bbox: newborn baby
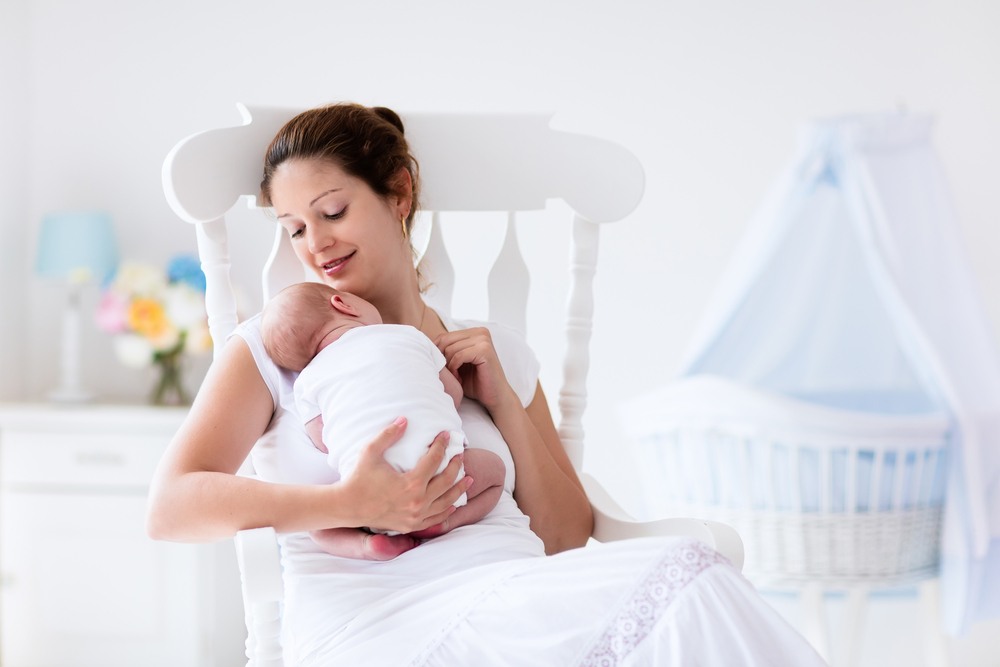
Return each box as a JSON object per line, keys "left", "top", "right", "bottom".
{"left": 260, "top": 282, "right": 504, "bottom": 560}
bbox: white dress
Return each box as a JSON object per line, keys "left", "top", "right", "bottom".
{"left": 232, "top": 314, "right": 824, "bottom": 667}
{"left": 294, "top": 324, "right": 467, "bottom": 507}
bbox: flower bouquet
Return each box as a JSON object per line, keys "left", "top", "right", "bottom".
{"left": 96, "top": 255, "right": 212, "bottom": 405}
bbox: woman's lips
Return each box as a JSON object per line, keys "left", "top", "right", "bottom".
{"left": 322, "top": 251, "right": 354, "bottom": 276}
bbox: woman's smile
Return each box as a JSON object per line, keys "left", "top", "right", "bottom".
{"left": 322, "top": 251, "right": 355, "bottom": 276}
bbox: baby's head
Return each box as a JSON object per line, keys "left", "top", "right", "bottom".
{"left": 261, "top": 282, "right": 381, "bottom": 371}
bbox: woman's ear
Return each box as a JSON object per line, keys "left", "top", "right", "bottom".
{"left": 394, "top": 167, "right": 413, "bottom": 221}
{"left": 330, "top": 295, "right": 359, "bottom": 317}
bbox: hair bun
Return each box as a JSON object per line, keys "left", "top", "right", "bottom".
{"left": 372, "top": 106, "right": 405, "bottom": 135}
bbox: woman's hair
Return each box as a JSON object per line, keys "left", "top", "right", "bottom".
{"left": 259, "top": 103, "right": 420, "bottom": 234}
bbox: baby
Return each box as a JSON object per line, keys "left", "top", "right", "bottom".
{"left": 260, "top": 282, "right": 505, "bottom": 561}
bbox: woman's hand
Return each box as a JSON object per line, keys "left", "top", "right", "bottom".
{"left": 435, "top": 327, "right": 517, "bottom": 412}
{"left": 339, "top": 417, "right": 471, "bottom": 534}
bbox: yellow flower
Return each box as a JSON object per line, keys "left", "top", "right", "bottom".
{"left": 127, "top": 298, "right": 169, "bottom": 339}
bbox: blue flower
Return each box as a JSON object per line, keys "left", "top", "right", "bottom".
{"left": 167, "top": 254, "right": 206, "bottom": 293}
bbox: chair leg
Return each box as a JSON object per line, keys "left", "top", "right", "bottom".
{"left": 839, "top": 587, "right": 868, "bottom": 667}
{"left": 800, "top": 583, "right": 831, "bottom": 664}
{"left": 919, "top": 579, "right": 950, "bottom": 667}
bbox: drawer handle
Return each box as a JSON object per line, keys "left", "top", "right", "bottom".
{"left": 74, "top": 452, "right": 126, "bottom": 467}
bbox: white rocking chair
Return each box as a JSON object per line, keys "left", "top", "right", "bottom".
{"left": 162, "top": 104, "right": 745, "bottom": 667}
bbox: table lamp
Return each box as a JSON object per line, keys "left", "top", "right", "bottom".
{"left": 35, "top": 211, "right": 119, "bottom": 402}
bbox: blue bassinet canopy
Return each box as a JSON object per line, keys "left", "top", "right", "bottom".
{"left": 677, "top": 114, "right": 1000, "bottom": 634}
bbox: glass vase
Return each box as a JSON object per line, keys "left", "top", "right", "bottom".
{"left": 150, "top": 336, "right": 190, "bottom": 406}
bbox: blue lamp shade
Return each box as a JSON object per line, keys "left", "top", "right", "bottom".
{"left": 35, "top": 211, "right": 120, "bottom": 283}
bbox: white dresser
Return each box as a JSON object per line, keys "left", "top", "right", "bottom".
{"left": 0, "top": 404, "right": 246, "bottom": 667}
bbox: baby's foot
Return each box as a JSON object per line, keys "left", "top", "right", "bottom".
{"left": 408, "top": 518, "right": 451, "bottom": 540}
{"left": 363, "top": 533, "right": 418, "bottom": 561}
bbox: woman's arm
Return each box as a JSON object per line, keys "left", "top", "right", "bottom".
{"left": 436, "top": 328, "right": 593, "bottom": 554}
{"left": 146, "top": 336, "right": 467, "bottom": 542}
{"left": 492, "top": 382, "right": 593, "bottom": 554}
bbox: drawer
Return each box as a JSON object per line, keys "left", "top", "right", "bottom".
{"left": 1, "top": 432, "right": 170, "bottom": 489}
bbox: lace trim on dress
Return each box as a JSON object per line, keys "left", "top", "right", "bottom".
{"left": 577, "top": 540, "right": 731, "bottom": 667}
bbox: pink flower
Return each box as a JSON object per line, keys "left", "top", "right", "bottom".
{"left": 95, "top": 290, "right": 129, "bottom": 334}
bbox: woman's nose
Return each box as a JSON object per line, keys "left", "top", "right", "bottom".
{"left": 306, "top": 224, "right": 333, "bottom": 254}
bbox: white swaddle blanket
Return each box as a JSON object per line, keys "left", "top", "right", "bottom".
{"left": 294, "top": 324, "right": 467, "bottom": 510}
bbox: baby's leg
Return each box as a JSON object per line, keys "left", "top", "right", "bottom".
{"left": 309, "top": 528, "right": 417, "bottom": 561}
{"left": 409, "top": 448, "right": 505, "bottom": 539}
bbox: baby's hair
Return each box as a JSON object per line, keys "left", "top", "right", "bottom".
{"left": 261, "top": 282, "right": 340, "bottom": 372}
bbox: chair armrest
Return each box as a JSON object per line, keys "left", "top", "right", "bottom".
{"left": 235, "top": 527, "right": 283, "bottom": 602}
{"left": 234, "top": 527, "right": 284, "bottom": 667}
{"left": 580, "top": 473, "right": 745, "bottom": 572}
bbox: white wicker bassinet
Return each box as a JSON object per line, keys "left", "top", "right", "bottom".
{"left": 622, "top": 375, "right": 950, "bottom": 588}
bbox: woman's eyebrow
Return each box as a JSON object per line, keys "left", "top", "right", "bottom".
{"left": 310, "top": 188, "right": 342, "bottom": 207}
{"left": 276, "top": 188, "right": 343, "bottom": 219}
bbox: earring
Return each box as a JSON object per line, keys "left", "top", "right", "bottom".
{"left": 400, "top": 215, "right": 408, "bottom": 238}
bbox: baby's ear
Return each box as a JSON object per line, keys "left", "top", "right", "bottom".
{"left": 330, "top": 294, "right": 359, "bottom": 317}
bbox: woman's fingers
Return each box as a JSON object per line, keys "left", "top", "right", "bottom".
{"left": 349, "top": 417, "right": 482, "bottom": 533}
{"left": 429, "top": 476, "right": 473, "bottom": 516}
{"left": 409, "top": 431, "right": 450, "bottom": 481}
{"left": 415, "top": 506, "right": 457, "bottom": 532}
{"left": 424, "top": 448, "right": 464, "bottom": 496}
{"left": 434, "top": 327, "right": 490, "bottom": 349}
{"left": 357, "top": 416, "right": 408, "bottom": 462}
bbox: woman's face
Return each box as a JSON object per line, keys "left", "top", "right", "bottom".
{"left": 269, "top": 158, "right": 412, "bottom": 302}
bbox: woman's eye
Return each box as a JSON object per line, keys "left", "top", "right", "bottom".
{"left": 325, "top": 207, "right": 347, "bottom": 221}
{"left": 289, "top": 226, "right": 304, "bottom": 239}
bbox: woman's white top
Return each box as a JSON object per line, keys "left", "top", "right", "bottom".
{"left": 231, "top": 313, "right": 824, "bottom": 667}
{"left": 295, "top": 324, "right": 467, "bottom": 489}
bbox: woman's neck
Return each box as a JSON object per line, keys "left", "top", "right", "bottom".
{"left": 367, "top": 272, "right": 423, "bottom": 327}
{"left": 362, "top": 261, "right": 445, "bottom": 337}
{"left": 370, "top": 287, "right": 446, "bottom": 340}
{"left": 375, "top": 295, "right": 423, "bottom": 328}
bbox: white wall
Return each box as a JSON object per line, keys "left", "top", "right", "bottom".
{"left": 5, "top": 0, "right": 1000, "bottom": 660}
{"left": 15, "top": 0, "right": 1000, "bottom": 504}
{"left": 0, "top": 0, "right": 30, "bottom": 400}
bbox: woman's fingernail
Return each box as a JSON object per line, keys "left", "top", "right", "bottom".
{"left": 466, "top": 477, "right": 474, "bottom": 488}
{"left": 393, "top": 416, "right": 406, "bottom": 426}
{"left": 441, "top": 432, "right": 450, "bottom": 442}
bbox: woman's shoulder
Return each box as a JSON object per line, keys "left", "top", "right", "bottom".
{"left": 229, "top": 314, "right": 292, "bottom": 409}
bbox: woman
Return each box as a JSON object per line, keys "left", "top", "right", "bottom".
{"left": 147, "top": 103, "right": 823, "bottom": 666}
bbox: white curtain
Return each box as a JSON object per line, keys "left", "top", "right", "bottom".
{"left": 679, "top": 114, "right": 1000, "bottom": 634}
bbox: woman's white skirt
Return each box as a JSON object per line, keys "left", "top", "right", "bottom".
{"left": 284, "top": 534, "right": 824, "bottom": 667}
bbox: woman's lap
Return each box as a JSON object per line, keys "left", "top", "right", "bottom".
{"left": 292, "top": 536, "right": 822, "bottom": 667}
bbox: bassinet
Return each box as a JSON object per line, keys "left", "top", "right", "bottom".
{"left": 621, "top": 374, "right": 950, "bottom": 588}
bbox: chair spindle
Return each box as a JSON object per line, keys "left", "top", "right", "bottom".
{"left": 195, "top": 216, "right": 239, "bottom": 360}
{"left": 559, "top": 214, "right": 599, "bottom": 472}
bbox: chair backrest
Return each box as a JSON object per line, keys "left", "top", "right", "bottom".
{"left": 163, "top": 104, "right": 644, "bottom": 471}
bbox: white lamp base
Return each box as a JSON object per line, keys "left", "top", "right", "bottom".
{"left": 49, "top": 282, "right": 95, "bottom": 404}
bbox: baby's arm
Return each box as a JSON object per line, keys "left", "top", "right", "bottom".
{"left": 304, "top": 415, "right": 328, "bottom": 454}
{"left": 409, "top": 447, "right": 505, "bottom": 539}
{"left": 439, "top": 368, "right": 463, "bottom": 410}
